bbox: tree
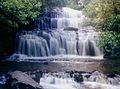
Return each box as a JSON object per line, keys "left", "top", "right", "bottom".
{"left": 83, "top": 0, "right": 120, "bottom": 56}
{"left": 0, "top": 0, "right": 41, "bottom": 31}
{"left": 0, "top": 0, "right": 41, "bottom": 57}
{"left": 103, "top": 15, "right": 120, "bottom": 32}
{"left": 99, "top": 31, "right": 120, "bottom": 56}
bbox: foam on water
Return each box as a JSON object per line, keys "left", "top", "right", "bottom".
{"left": 83, "top": 82, "right": 120, "bottom": 89}
{"left": 40, "top": 73, "right": 120, "bottom": 89}
{"left": 40, "top": 73, "right": 80, "bottom": 89}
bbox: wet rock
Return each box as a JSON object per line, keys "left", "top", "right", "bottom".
{"left": 5, "top": 71, "right": 43, "bottom": 89}
{"left": 69, "top": 71, "right": 74, "bottom": 78}
{"left": 108, "top": 76, "right": 120, "bottom": 85}
{"left": 64, "top": 27, "right": 78, "bottom": 31}
{"left": 108, "top": 78, "right": 118, "bottom": 85}
{"left": 82, "top": 73, "right": 91, "bottom": 81}
{"left": 73, "top": 71, "right": 83, "bottom": 83}
{"left": 86, "top": 71, "right": 120, "bottom": 85}
{"left": 107, "top": 73, "right": 116, "bottom": 78}
{"left": 67, "top": 71, "right": 83, "bottom": 82}
{"left": 8, "top": 53, "right": 28, "bottom": 61}
{"left": 30, "top": 71, "right": 43, "bottom": 83}
{"left": 88, "top": 71, "right": 110, "bottom": 84}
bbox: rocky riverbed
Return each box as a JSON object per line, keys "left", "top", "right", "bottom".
{"left": 0, "top": 57, "right": 120, "bottom": 89}
{"left": 0, "top": 71, "right": 120, "bottom": 89}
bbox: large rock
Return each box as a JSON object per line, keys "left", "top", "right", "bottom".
{"left": 88, "top": 71, "right": 110, "bottom": 84}
{"left": 5, "top": 71, "right": 43, "bottom": 89}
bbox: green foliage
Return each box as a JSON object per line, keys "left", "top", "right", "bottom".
{"left": 99, "top": 31, "right": 120, "bottom": 56}
{"left": 83, "top": 0, "right": 120, "bottom": 29}
{"left": 103, "top": 15, "right": 120, "bottom": 33}
{"left": 84, "top": 0, "right": 120, "bottom": 56}
{"left": 108, "top": 58, "right": 120, "bottom": 74}
{"left": 99, "top": 14, "right": 120, "bottom": 56}
{"left": 0, "top": 0, "right": 41, "bottom": 31}
{"left": 112, "top": 67, "right": 120, "bottom": 74}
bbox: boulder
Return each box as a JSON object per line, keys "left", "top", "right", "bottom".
{"left": 69, "top": 71, "right": 83, "bottom": 83}
{"left": 5, "top": 71, "right": 43, "bottom": 89}
{"left": 88, "top": 71, "right": 110, "bottom": 84}
{"left": 73, "top": 72, "right": 83, "bottom": 83}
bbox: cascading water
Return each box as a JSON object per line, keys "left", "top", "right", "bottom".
{"left": 40, "top": 73, "right": 80, "bottom": 89}
{"left": 6, "top": 6, "right": 119, "bottom": 89}
{"left": 40, "top": 72, "right": 120, "bottom": 89}
{"left": 12, "top": 7, "right": 103, "bottom": 59}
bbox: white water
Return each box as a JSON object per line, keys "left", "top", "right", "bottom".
{"left": 40, "top": 73, "right": 80, "bottom": 89}
{"left": 15, "top": 7, "right": 103, "bottom": 58}
{"left": 55, "top": 7, "right": 86, "bottom": 29}
{"left": 40, "top": 73, "right": 120, "bottom": 89}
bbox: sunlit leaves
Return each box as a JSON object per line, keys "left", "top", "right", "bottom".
{"left": 83, "top": 0, "right": 118, "bottom": 29}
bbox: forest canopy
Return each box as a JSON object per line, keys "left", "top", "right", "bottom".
{"left": 0, "top": 0, "right": 41, "bottom": 31}
{"left": 83, "top": 0, "right": 120, "bottom": 56}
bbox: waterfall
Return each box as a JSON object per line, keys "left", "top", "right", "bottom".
{"left": 15, "top": 7, "right": 103, "bottom": 58}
